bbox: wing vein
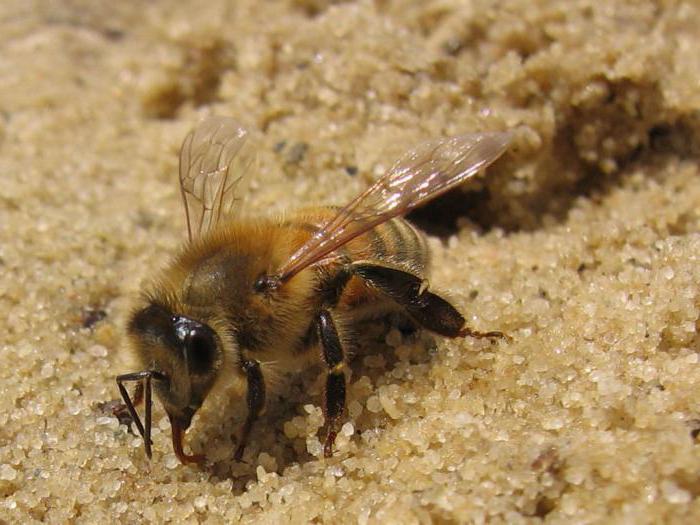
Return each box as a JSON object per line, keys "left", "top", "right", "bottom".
{"left": 178, "top": 117, "right": 257, "bottom": 241}
{"left": 273, "top": 131, "right": 512, "bottom": 283}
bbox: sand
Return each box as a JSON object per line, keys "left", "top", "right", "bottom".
{"left": 1, "top": 0, "right": 699, "bottom": 523}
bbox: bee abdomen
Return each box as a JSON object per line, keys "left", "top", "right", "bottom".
{"left": 337, "top": 216, "right": 428, "bottom": 272}
{"left": 377, "top": 217, "right": 429, "bottom": 271}
{"left": 286, "top": 207, "right": 429, "bottom": 272}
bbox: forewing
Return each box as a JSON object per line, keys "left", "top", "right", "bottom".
{"left": 275, "top": 131, "right": 512, "bottom": 282}
{"left": 179, "top": 116, "right": 257, "bottom": 240}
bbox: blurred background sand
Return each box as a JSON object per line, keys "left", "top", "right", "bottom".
{"left": 1, "top": 0, "right": 699, "bottom": 522}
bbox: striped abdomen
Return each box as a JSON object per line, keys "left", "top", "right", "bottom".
{"left": 287, "top": 206, "right": 429, "bottom": 271}
{"left": 285, "top": 207, "right": 430, "bottom": 310}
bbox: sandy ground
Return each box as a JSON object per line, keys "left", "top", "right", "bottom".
{"left": 1, "top": 0, "right": 700, "bottom": 523}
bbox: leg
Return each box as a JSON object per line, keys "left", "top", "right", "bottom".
{"left": 316, "top": 309, "right": 347, "bottom": 458}
{"left": 116, "top": 370, "right": 162, "bottom": 459}
{"left": 234, "top": 359, "right": 266, "bottom": 461}
{"left": 112, "top": 380, "right": 144, "bottom": 429}
{"left": 352, "top": 263, "right": 509, "bottom": 340}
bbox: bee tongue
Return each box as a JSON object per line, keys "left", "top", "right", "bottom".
{"left": 168, "top": 414, "right": 205, "bottom": 465}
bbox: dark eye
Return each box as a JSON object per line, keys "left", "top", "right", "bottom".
{"left": 185, "top": 327, "right": 217, "bottom": 375}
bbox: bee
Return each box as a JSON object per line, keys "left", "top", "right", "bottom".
{"left": 116, "top": 117, "right": 511, "bottom": 465}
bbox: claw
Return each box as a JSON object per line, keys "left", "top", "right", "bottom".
{"left": 458, "top": 327, "right": 512, "bottom": 343}
{"left": 324, "top": 430, "right": 337, "bottom": 458}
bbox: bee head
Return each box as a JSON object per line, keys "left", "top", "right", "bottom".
{"left": 127, "top": 302, "right": 222, "bottom": 430}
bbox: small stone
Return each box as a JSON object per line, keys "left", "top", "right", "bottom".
{"left": 661, "top": 267, "right": 674, "bottom": 280}
{"left": 379, "top": 392, "right": 401, "bottom": 419}
{"left": 164, "top": 455, "right": 179, "bottom": 470}
{"left": 306, "top": 437, "right": 323, "bottom": 457}
{"left": 385, "top": 329, "right": 402, "bottom": 348}
{"left": 340, "top": 422, "right": 354, "bottom": 437}
{"left": 661, "top": 480, "right": 691, "bottom": 504}
{"left": 40, "top": 363, "right": 54, "bottom": 379}
{"left": 0, "top": 464, "right": 17, "bottom": 481}
{"left": 258, "top": 452, "right": 278, "bottom": 472}
{"left": 366, "top": 396, "right": 382, "bottom": 413}
{"left": 87, "top": 345, "right": 108, "bottom": 357}
{"left": 348, "top": 401, "right": 363, "bottom": 418}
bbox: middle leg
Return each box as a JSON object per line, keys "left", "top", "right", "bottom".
{"left": 316, "top": 309, "right": 347, "bottom": 458}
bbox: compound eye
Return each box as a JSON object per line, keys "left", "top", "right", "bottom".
{"left": 185, "top": 326, "right": 217, "bottom": 375}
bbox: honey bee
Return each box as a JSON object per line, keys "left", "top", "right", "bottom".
{"left": 116, "top": 117, "right": 511, "bottom": 465}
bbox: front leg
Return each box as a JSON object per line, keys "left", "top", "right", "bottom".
{"left": 234, "top": 358, "right": 266, "bottom": 461}
{"left": 316, "top": 309, "right": 347, "bottom": 458}
{"left": 115, "top": 371, "right": 152, "bottom": 458}
{"left": 113, "top": 380, "right": 144, "bottom": 427}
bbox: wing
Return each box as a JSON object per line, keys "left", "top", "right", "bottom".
{"left": 179, "top": 116, "right": 257, "bottom": 240}
{"left": 273, "top": 131, "right": 512, "bottom": 283}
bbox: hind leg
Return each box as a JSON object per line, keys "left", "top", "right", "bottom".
{"left": 351, "top": 262, "right": 509, "bottom": 341}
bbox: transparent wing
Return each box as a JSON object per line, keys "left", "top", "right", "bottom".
{"left": 274, "top": 131, "right": 512, "bottom": 283}
{"left": 179, "top": 116, "right": 257, "bottom": 240}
